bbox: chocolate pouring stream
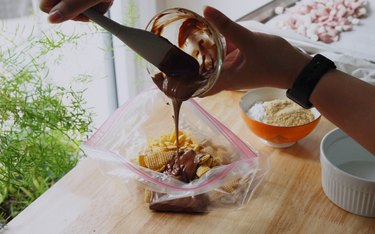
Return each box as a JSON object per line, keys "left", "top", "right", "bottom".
{"left": 147, "top": 9, "right": 220, "bottom": 212}
{"left": 150, "top": 9, "right": 218, "bottom": 180}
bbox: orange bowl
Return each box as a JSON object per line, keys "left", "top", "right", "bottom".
{"left": 239, "top": 88, "right": 321, "bottom": 148}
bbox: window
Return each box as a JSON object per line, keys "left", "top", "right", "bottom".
{"left": 1, "top": 0, "right": 117, "bottom": 129}
{"left": 109, "top": 0, "right": 161, "bottom": 105}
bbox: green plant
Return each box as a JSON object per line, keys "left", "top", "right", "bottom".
{"left": 123, "top": 0, "right": 140, "bottom": 27}
{"left": 0, "top": 21, "right": 93, "bottom": 225}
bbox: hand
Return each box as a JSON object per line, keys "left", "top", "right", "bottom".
{"left": 39, "top": 0, "right": 114, "bottom": 23}
{"left": 202, "top": 6, "right": 311, "bottom": 96}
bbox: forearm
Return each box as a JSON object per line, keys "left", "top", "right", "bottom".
{"left": 310, "top": 69, "right": 375, "bottom": 154}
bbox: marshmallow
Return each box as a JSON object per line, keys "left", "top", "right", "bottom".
{"left": 273, "top": 0, "right": 368, "bottom": 43}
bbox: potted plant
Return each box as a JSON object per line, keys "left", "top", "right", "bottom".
{"left": 0, "top": 16, "right": 93, "bottom": 226}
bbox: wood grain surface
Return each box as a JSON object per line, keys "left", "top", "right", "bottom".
{"left": 6, "top": 91, "right": 375, "bottom": 234}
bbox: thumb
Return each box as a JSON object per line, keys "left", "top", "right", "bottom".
{"left": 203, "top": 6, "right": 253, "bottom": 50}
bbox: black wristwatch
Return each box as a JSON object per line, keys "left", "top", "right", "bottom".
{"left": 287, "top": 54, "right": 336, "bottom": 109}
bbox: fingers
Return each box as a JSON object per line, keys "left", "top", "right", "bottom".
{"left": 48, "top": 0, "right": 102, "bottom": 23}
{"left": 41, "top": 0, "right": 113, "bottom": 23}
{"left": 70, "top": 1, "right": 112, "bottom": 22}
{"left": 40, "top": 0, "right": 60, "bottom": 13}
{"left": 225, "top": 38, "right": 237, "bottom": 54}
{"left": 201, "top": 49, "right": 245, "bottom": 97}
{"left": 72, "top": 15, "right": 90, "bottom": 22}
{"left": 203, "top": 6, "right": 253, "bottom": 50}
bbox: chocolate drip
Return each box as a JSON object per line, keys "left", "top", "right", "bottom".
{"left": 148, "top": 9, "right": 219, "bottom": 212}
{"left": 172, "top": 99, "right": 182, "bottom": 160}
{"left": 163, "top": 150, "right": 200, "bottom": 183}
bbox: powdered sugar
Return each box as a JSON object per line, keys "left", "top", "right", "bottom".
{"left": 246, "top": 99, "right": 315, "bottom": 127}
{"left": 246, "top": 102, "right": 265, "bottom": 122}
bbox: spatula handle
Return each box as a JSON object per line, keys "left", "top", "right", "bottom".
{"left": 83, "top": 9, "right": 126, "bottom": 37}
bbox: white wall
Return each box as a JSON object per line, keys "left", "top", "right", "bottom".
{"left": 162, "top": 0, "right": 272, "bottom": 20}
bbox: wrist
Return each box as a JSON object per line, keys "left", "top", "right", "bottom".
{"left": 283, "top": 54, "right": 312, "bottom": 89}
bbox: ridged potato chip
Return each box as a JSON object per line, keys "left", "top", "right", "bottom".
{"left": 144, "top": 151, "right": 175, "bottom": 170}
{"left": 220, "top": 180, "right": 240, "bottom": 193}
{"left": 196, "top": 165, "right": 211, "bottom": 177}
{"left": 198, "top": 154, "right": 211, "bottom": 164}
{"left": 144, "top": 189, "right": 152, "bottom": 203}
{"left": 138, "top": 155, "right": 146, "bottom": 167}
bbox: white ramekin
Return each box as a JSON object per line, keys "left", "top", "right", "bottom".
{"left": 320, "top": 128, "right": 375, "bottom": 217}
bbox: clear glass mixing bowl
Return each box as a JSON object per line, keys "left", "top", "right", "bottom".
{"left": 145, "top": 8, "right": 226, "bottom": 98}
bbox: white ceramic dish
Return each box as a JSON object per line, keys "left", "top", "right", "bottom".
{"left": 320, "top": 128, "right": 375, "bottom": 217}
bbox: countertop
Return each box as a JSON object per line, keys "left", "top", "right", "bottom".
{"left": 5, "top": 91, "right": 375, "bottom": 234}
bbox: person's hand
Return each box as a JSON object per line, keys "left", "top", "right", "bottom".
{"left": 39, "top": 0, "right": 114, "bottom": 23}
{"left": 202, "top": 6, "right": 312, "bottom": 96}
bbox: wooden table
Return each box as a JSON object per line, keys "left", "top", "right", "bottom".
{"left": 6, "top": 91, "right": 375, "bottom": 234}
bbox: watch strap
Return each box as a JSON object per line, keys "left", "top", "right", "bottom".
{"left": 287, "top": 54, "right": 336, "bottom": 109}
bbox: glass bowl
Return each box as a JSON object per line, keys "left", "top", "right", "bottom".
{"left": 145, "top": 8, "right": 226, "bottom": 98}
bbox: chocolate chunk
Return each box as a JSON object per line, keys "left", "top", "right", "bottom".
{"left": 149, "top": 193, "right": 209, "bottom": 213}
{"left": 163, "top": 150, "right": 200, "bottom": 183}
{"left": 149, "top": 150, "right": 209, "bottom": 213}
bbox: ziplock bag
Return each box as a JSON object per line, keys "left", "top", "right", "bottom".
{"left": 83, "top": 89, "right": 269, "bottom": 212}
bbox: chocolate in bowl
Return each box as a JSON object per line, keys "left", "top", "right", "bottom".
{"left": 145, "top": 8, "right": 225, "bottom": 100}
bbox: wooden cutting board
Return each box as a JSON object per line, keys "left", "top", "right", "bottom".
{"left": 6, "top": 91, "right": 375, "bottom": 234}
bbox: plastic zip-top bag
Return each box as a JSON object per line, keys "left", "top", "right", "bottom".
{"left": 83, "top": 89, "right": 269, "bottom": 212}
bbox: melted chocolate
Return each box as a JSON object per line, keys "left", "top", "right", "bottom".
{"left": 172, "top": 99, "right": 182, "bottom": 164}
{"left": 151, "top": 8, "right": 218, "bottom": 101}
{"left": 163, "top": 150, "right": 200, "bottom": 183}
{"left": 148, "top": 149, "right": 208, "bottom": 213}
{"left": 148, "top": 9, "right": 219, "bottom": 213}
{"left": 149, "top": 193, "right": 209, "bottom": 213}
{"left": 158, "top": 43, "right": 199, "bottom": 79}
{"left": 178, "top": 18, "right": 206, "bottom": 47}
{"left": 150, "top": 150, "right": 208, "bottom": 213}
